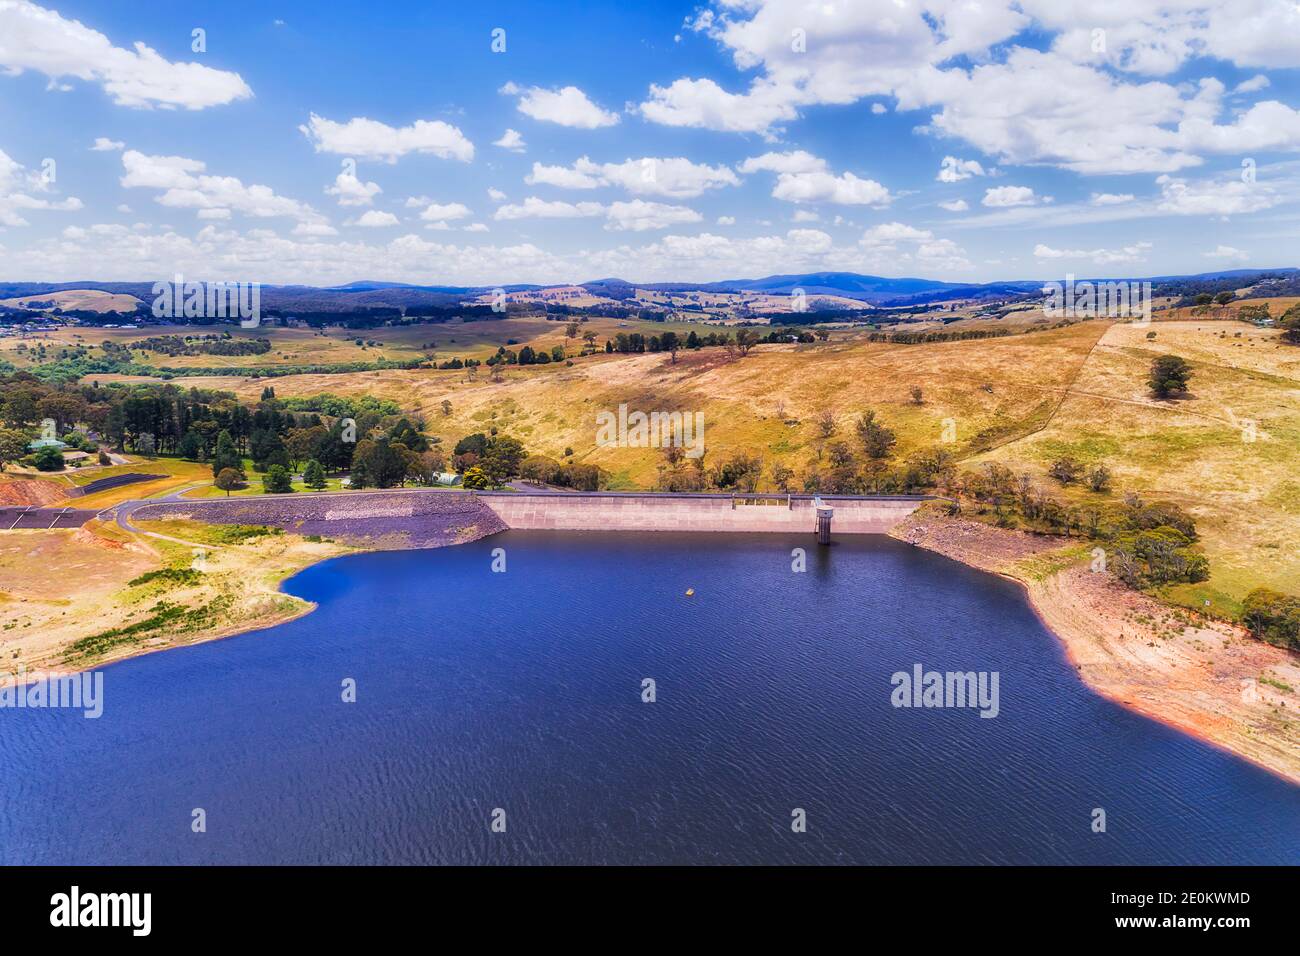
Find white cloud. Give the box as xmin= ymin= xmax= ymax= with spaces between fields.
xmin=1156 ymin=173 xmax=1279 ymax=216
xmin=716 ymin=215 xmax=736 ymax=225
xmin=640 ymin=77 xmax=798 ymax=137
xmin=861 ymin=222 xmax=934 ymax=246
xmin=982 ymin=186 xmax=1041 ymax=208
xmin=0 ymin=147 xmax=83 ymax=226
xmin=493 ymin=128 xmax=526 ymax=152
xmin=0 ymin=0 xmax=252 ymax=109
xmin=938 ymin=199 xmax=969 ymax=212
xmin=494 ymin=197 xmax=604 ymax=221
xmin=604 ymin=200 xmax=702 ymax=232
xmin=640 ymin=3 xmax=1300 ymax=175
xmin=487 ymin=187 xmax=507 ymax=202
xmin=1033 ymin=1 xmax=1300 ymax=74
xmin=771 ymin=170 xmax=892 ymax=206
xmin=325 ymin=171 xmax=382 ymax=207
xmin=493 ymin=195 xmax=699 ymax=232
xmin=299 ymin=113 xmax=474 ymax=163
xmin=119 ymin=149 xmax=327 ymax=224
xmin=1033 ymin=241 xmax=1152 ymax=265
xmin=936 ymin=156 xmax=985 ymax=182
xmin=526 ymin=156 xmax=739 ymax=198
xmin=1089 ymin=192 xmax=1135 ymax=206
xmin=351 ymin=210 xmax=399 ymax=228
xmin=1204 ymin=244 xmax=1249 ymax=261
xmin=90 ymin=137 xmax=124 ymax=151
xmin=418 ymin=202 xmax=472 ymax=225
xmin=846 ymin=221 xmax=972 ymax=271
xmin=740 ymin=152 xmax=890 ymax=206
xmin=463 ymin=223 xmax=489 ymax=233
xmin=737 ymin=150 xmax=826 ymax=175
xmin=292 ymin=222 xmax=338 ymax=237
xmin=500 ymin=82 xmax=619 ymax=128
xmin=1235 ymin=74 xmax=1270 ymax=94
xmin=792 ymin=209 xmax=820 ymax=222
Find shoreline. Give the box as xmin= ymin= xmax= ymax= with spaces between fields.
xmin=10 ymin=512 xmax=1297 ymax=786
xmin=889 ymin=510 xmax=1300 ymax=786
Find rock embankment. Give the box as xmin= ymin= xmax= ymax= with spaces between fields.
xmin=134 ymin=490 xmax=506 ymax=549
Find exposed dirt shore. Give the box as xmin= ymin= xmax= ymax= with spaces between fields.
xmin=890 ymin=509 xmax=1299 ymax=784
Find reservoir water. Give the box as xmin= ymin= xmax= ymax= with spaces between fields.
xmin=2 ymin=531 xmax=1296 ymax=864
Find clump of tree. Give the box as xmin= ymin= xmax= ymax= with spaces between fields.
xmin=1048 ymin=457 xmax=1083 ymax=484
xmin=0 ymin=429 xmax=29 ymax=471
xmin=1279 ymin=303 xmax=1300 ymax=345
xmin=302 ymin=459 xmax=327 ymax=491
xmin=1108 ymin=493 xmax=1208 ymax=588
xmin=32 ymin=444 xmax=64 ymax=471
xmin=519 ymin=455 xmax=603 ymax=491
xmin=1241 ymin=589 xmax=1300 ymax=650
xmin=262 ymin=464 xmax=293 ymax=494
xmin=1148 ymin=354 xmax=1192 ymax=399
xmin=711 ymin=452 xmax=764 ymax=492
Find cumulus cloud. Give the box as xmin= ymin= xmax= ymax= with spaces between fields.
xmin=418 ymin=202 xmax=472 ymax=226
xmin=1033 ymin=241 xmax=1152 ymax=264
xmin=493 ymin=128 xmax=526 ymax=152
xmin=299 ymin=113 xmax=474 ymax=163
xmin=0 ymin=147 xmax=82 ymax=226
xmin=740 ymin=152 xmax=890 ymax=206
xmin=737 ymin=150 xmax=826 ymax=175
xmin=325 ymin=171 xmax=382 ymax=207
xmin=90 ymin=137 xmax=124 ymax=151
xmin=526 ymin=156 xmax=738 ymax=198
xmin=938 ymin=199 xmax=969 ymax=212
xmin=494 ymin=197 xmax=605 ymax=221
xmin=493 ymin=195 xmax=699 ymax=232
xmin=0 ymin=0 xmax=252 ymax=109
xmin=936 ymin=156 xmax=985 ymax=182
xmin=351 ymin=210 xmax=399 ymax=228
xmin=604 ymin=200 xmax=702 ymax=232
xmin=638 ymin=2 xmax=1300 ymax=174
xmin=119 ymin=149 xmax=327 ymax=225
xmin=1204 ymin=244 xmax=1249 ymax=261
xmin=982 ymin=185 xmax=1042 ymax=207
xmin=1156 ymin=173 xmax=1280 ymax=216
xmin=500 ymin=82 xmax=619 ymax=128
xmin=852 ymin=221 xmax=972 ymax=271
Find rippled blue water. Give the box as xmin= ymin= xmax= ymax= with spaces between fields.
xmin=1 ymin=531 xmax=1296 ymax=864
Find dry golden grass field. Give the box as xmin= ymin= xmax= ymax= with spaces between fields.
xmin=8 ymin=314 xmax=727 ymax=371
xmin=115 ymin=317 xmax=1298 ymax=615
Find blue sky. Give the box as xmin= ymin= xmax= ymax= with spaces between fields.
xmin=1 ymin=0 xmax=1298 ymax=285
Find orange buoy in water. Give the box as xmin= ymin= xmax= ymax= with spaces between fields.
xmin=685 ymin=588 xmax=695 ymax=597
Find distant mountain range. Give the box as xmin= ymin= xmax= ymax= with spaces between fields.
xmin=0 ymin=267 xmax=1295 ymax=312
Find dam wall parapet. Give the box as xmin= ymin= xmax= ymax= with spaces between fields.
xmin=478 ymin=492 xmax=931 ymax=535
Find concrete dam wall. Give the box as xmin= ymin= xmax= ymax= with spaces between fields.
xmin=129 ymin=490 xmax=933 ymax=547
xmin=479 ymin=492 xmax=930 ymax=535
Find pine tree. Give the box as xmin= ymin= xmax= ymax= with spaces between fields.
xmin=303 ymin=459 xmax=327 ymax=490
